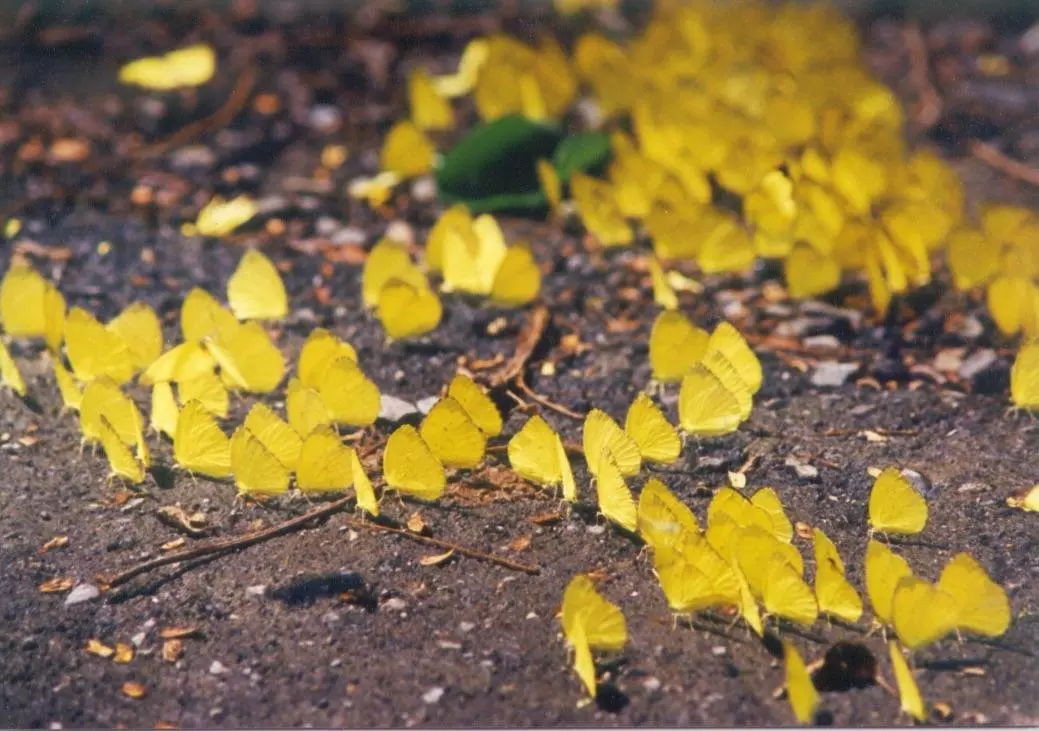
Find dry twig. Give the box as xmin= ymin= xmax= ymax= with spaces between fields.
xmin=970 ymin=140 xmax=1039 ymax=187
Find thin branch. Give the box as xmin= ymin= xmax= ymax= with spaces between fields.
xmin=515 ymin=372 xmax=585 ymax=420
xmin=970 ymin=140 xmax=1039 ymax=187
xmin=487 ymin=304 xmax=549 ymax=388
xmin=903 ymin=21 xmax=942 ymax=132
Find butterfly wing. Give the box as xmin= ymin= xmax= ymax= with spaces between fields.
xmin=508 ymin=414 xmax=563 ymax=487
xmin=244 ymin=402 xmax=302 ymax=472
xmin=583 ymin=409 xmax=641 ymax=477
xmin=625 ymin=393 xmax=681 ymax=465
xmin=865 ymin=539 xmax=913 ymax=625
xmin=490 ymin=245 xmax=541 ymax=307
xmin=678 ymin=364 xmax=745 ymax=436
xmin=868 ymin=467 xmax=927 ymax=535
xmin=383 ymin=425 xmax=445 ymax=501
xmin=594 ymin=450 xmax=637 ymax=533
xmin=762 ymin=555 xmax=818 ymax=626
xmin=707 ymin=322 xmax=762 ymax=394
xmin=750 ymin=487 xmax=793 ymax=544
xmin=420 ymin=397 xmax=487 ymax=469
xmin=637 ymin=477 xmax=699 ymax=552
xmin=891 ymin=576 xmax=959 ymax=651
xmin=937 ymin=553 xmax=1010 ymax=638
xmin=815 ymin=558 xmax=864 ymax=623
xmin=889 ymin=641 xmax=927 ymax=721
xmin=350 ymin=448 xmax=380 ymax=516
xmin=177 ymin=369 xmax=229 ymax=418
xmin=204 ymin=322 xmax=285 ymax=394
xmin=297 ymin=329 xmax=357 ymax=388
xmin=106 ymin=302 xmax=163 ymax=371
xmin=447 ymin=374 xmax=502 ymax=437
xmin=1011 ymin=343 xmax=1039 ymax=409
xmin=286 ymin=378 xmax=331 ymax=437
xmin=317 ymin=357 xmax=380 ymax=427
xmin=0 ymin=339 xmax=26 ymax=396
xmin=649 ymin=311 xmax=709 ymax=383
xmin=99 ymin=416 xmax=145 ymax=484
xmin=783 ymin=643 xmax=820 ymax=724
xmin=377 ymin=278 xmax=442 ymax=340
xmin=174 ymin=400 xmax=232 ymax=478
xmin=296 ymin=426 xmax=353 ymax=494
xmin=181 ymin=287 xmax=239 ymax=343
xmin=231 ymin=427 xmax=290 ymax=496
xmin=150 ymin=382 xmax=180 ymax=439
xmin=53 ymin=357 xmax=82 ymax=411
xmin=227 ymin=249 xmax=288 ymax=321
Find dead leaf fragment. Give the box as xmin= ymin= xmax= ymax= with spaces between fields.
xmin=933 ymin=702 xmax=954 ymax=720
xmin=38 ymin=535 xmax=70 ymax=554
xmin=509 ymin=535 xmax=532 ymax=552
xmin=161 ymin=639 xmax=184 ymax=663
xmin=418 ymin=549 xmax=455 ymax=567
xmin=794 ymin=521 xmax=813 ymax=540
xmin=85 ymin=638 xmax=115 ymax=658
xmin=113 ymin=642 xmax=135 ymax=664
xmin=155 ymin=505 xmax=209 ymax=537
xmin=727 ymin=471 xmax=747 ymax=489
xmin=529 ymin=511 xmax=562 ymax=525
xmin=406 ymin=512 xmax=430 ymax=535
xmin=161 ymin=538 xmax=187 ymax=551
xmin=159 ymin=626 xmax=202 ymax=640
xmin=39 ymin=577 xmax=76 ymax=594
xmin=861 ymin=430 xmax=888 ymax=443
xmin=1007 ymin=485 xmax=1039 ymax=512
xmin=121 ymin=681 xmax=147 ymax=699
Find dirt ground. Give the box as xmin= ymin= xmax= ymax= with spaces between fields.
xmin=1 ymin=2 xmax=1038 ymax=728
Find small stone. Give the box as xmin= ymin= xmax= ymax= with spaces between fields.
xmin=643 ymin=676 xmax=662 ymax=692
xmin=21 ymin=635 xmax=38 ymax=650
xmin=901 ymin=469 xmax=935 ymax=499
xmin=784 ymin=456 xmax=819 ymax=480
xmin=131 ymin=632 xmax=147 ymax=648
xmin=586 ymin=524 xmax=606 ymax=535
xmin=170 ymin=145 xmax=215 ymax=170
xmin=957 ymin=482 xmax=989 ymax=494
xmin=953 ymin=315 xmax=984 ymax=340
xmin=379 ymin=395 xmax=418 ymax=422
xmin=315 ymin=217 xmax=343 ymax=237
xmin=698 ymin=456 xmax=727 ymax=470
xmin=933 ymin=348 xmax=965 ymax=373
xmin=308 ymin=105 xmax=342 ymax=134
xmin=385 ymin=220 xmax=413 ymax=246
xmin=415 ymin=396 xmax=439 ymax=415
xmin=459 ymin=621 xmax=476 ymax=634
xmin=330 ymin=658 xmax=343 ymax=668
xmin=810 ymin=361 xmax=860 ymax=387
xmin=437 ymin=640 xmax=462 ymax=650
xmin=711 ymin=645 xmax=727 ymax=656
xmin=525 ymin=612 xmax=538 ymax=620
xmin=209 ymin=660 xmax=229 ymax=675
xmin=64 ymin=583 xmax=100 ymax=606
xmin=382 ymin=597 xmax=407 ymax=612
xmin=802 ymin=335 xmax=841 ymax=351
xmin=245 ymin=585 xmax=267 ymax=598
xmin=422 ymin=687 xmax=445 ymax=705
xmin=321 ymin=611 xmax=340 ymax=625
xmin=411 ymin=176 xmax=437 ymax=203
xmin=331 ymin=227 xmax=366 ymax=246
xmin=958 ymin=349 xmax=997 ymax=380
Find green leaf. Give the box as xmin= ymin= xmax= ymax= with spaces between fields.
xmin=552 ymin=131 xmax=611 ymax=182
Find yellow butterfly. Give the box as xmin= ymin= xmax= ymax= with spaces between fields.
xmin=447 ymin=373 xmax=502 ymax=437
xmin=177 ymin=370 xmax=229 ymax=418
xmin=736 ymin=527 xmax=805 ymax=599
xmin=150 ymin=381 xmax=179 ymax=439
xmin=624 ymin=393 xmax=680 ymax=465
xmin=420 ymin=397 xmax=487 ymax=469
xmin=648 ymin=311 xmax=709 ymax=383
xmin=583 ymin=408 xmax=641 ymax=477
xmin=426 ymin=205 xmax=473 ymax=273
xmin=813 ymin=529 xmax=863 ymax=623
xmin=783 ymin=642 xmax=820 ymax=724
xmin=891 ymin=576 xmax=959 ymax=651
xmin=785 ymin=244 xmax=841 ymax=299
xmin=706 ymin=487 xmax=774 ymax=536
xmin=749 ymin=487 xmax=793 ymax=544
xmin=678 ymin=360 xmax=748 ymax=436
xmin=316 ymin=356 xmax=380 ymax=427
xmin=243 ymin=402 xmax=302 ymax=472
xmin=0 ymin=261 xmax=66 ymax=352
xmin=181 ymin=287 xmax=239 ymax=343
xmin=864 ymin=539 xmax=913 ymax=626
xmin=655 ymin=529 xmax=742 ymax=606
xmin=649 ymin=257 xmax=678 ymax=310
xmin=286 ymin=377 xmax=332 ymax=437
xmin=348 ymin=171 xmax=402 ymax=208
xmin=350 ymin=448 xmax=379 ymax=516
xmin=380 ymin=120 xmax=436 ymax=179
xmin=105 ymin=302 xmax=162 ymax=372
xmin=140 ymin=342 xmax=217 ymax=386
xmin=653 ymin=539 xmax=733 ymax=615
xmin=888 ymin=641 xmax=927 ymax=722
xmin=441 ymin=214 xmax=506 ymax=296
xmin=490 ymin=245 xmax=541 ymax=307
xmin=698 ymin=216 xmax=756 ymax=274
xmin=706 ymin=322 xmax=762 ymax=395
xmin=761 ymin=554 xmax=818 ymax=626
xmin=296 ymin=425 xmax=353 ymax=494
xmin=297 ymin=329 xmax=357 ymax=389
xmin=227 ymin=249 xmax=288 ymax=321
xmin=937 ymin=553 xmax=1010 ymax=638
xmin=733 ymin=562 xmax=764 ymax=636
xmin=79 ymin=377 xmax=144 ymax=447
xmin=119 ymin=43 xmax=215 ymax=90
xmin=637 ymin=477 xmax=699 ymax=552
xmin=408 ymin=67 xmax=454 ymax=131
xmin=1010 ymin=342 xmax=1039 ymax=409
xmin=536 ymin=159 xmax=562 ymax=212
xmin=231 ymin=426 xmax=290 ymax=496
xmin=173 ymin=400 xmax=232 ymax=479
xmin=1006 ymin=484 xmax=1039 ymax=512
xmin=593 ymin=449 xmax=637 ymax=532
xmin=568 ymin=620 xmax=597 ymax=697
xmin=204 ymin=322 xmax=285 ymax=393
xmin=987 ymin=275 xmax=1039 ymax=337
xmin=0 ymin=339 xmax=26 ymax=396
xmin=362 ymin=239 xmax=425 ymax=308
xmin=508 ymin=414 xmax=574 ymax=499
xmin=382 ymin=424 xmax=445 ymax=501
xmin=868 ymin=467 xmax=927 ymax=535
xmin=560 ymin=574 xmax=627 ymax=651
xmin=99 ymin=415 xmax=145 ymax=484
xmin=190 ymin=195 xmax=257 ymax=238
xmin=377 ymin=278 xmax=442 ymax=340
xmin=431 ymin=38 xmax=488 ymax=98
xmin=64 ymin=307 xmax=135 ymax=385
xmin=53 ymin=357 xmax=82 ymax=410
xmin=570 ymin=172 xmax=632 ymax=247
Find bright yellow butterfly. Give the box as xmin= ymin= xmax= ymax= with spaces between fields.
xmin=362 ymin=239 xmax=425 ymax=308
xmin=431 ymin=38 xmax=488 ymax=98
xmin=377 ymin=278 xmax=442 ymax=340
xmin=593 ymin=449 xmax=637 ymax=533
xmin=64 ymin=307 xmax=135 ymax=385
xmin=99 ymin=415 xmax=145 ymax=484
xmin=812 ymin=529 xmax=863 ymax=623
xmin=583 ymin=408 xmax=641 ymax=477
xmin=0 ymin=261 xmax=66 ymax=352
xmin=508 ymin=414 xmax=570 ymax=494
xmin=119 ymin=43 xmax=215 ymax=90
xmin=296 ymin=425 xmax=353 ymax=494
xmin=173 ymin=400 xmax=232 ymax=479
xmin=570 ymin=171 xmax=632 ymax=247
xmin=736 ymin=527 xmax=805 ymax=600
xmin=0 ymin=339 xmax=26 ymax=396
xmin=350 ymin=448 xmax=379 ymax=516
xmin=204 ymin=322 xmax=285 ymax=393
xmin=105 ymin=302 xmax=162 ymax=372
xmin=380 ymin=120 xmax=436 ymax=179
xmin=868 ymin=467 xmax=927 ymax=535
xmin=536 ymin=159 xmax=562 ymax=212
xmin=783 ymin=642 xmax=820 ymax=724
xmin=317 ymin=356 xmax=380 ymax=427
xmin=706 ymin=322 xmax=762 ymax=395
xmin=888 ymin=641 xmax=927 ymax=722
xmin=890 ymin=576 xmax=959 ymax=651
xmin=864 ymin=539 xmax=913 ymax=626
xmin=419 ymin=397 xmax=486 ymax=469
xmin=1010 ymin=342 xmax=1039 ymax=410
xmin=624 ymin=393 xmax=680 ymax=465
xmin=243 ymin=402 xmax=302 ymax=472
xmin=648 ymin=310 xmax=709 ymax=383
xmin=762 ymin=554 xmax=818 ymax=627
xmin=490 ymin=245 xmax=541 ymax=307
xmin=181 ymin=287 xmax=239 ymax=343
xmin=749 ymin=487 xmax=793 ymax=544
xmin=447 ymin=373 xmax=502 ymax=437
xmin=231 ymin=426 xmax=290 ymax=496
xmin=706 ymin=487 xmax=774 ymax=535
xmin=140 ymin=341 xmax=216 ymax=386
xmin=655 ymin=530 xmax=742 ymax=607
xmin=286 ymin=377 xmax=331 ymax=437
xmin=678 ymin=361 xmax=748 ymax=436
xmin=79 ymin=377 xmax=144 ymax=447
xmin=382 ymin=424 xmax=445 ymax=501
xmin=150 ymin=381 xmax=179 ymax=439
xmin=637 ymin=477 xmax=699 ymax=552
xmin=653 ymin=542 xmax=732 ymax=615
xmin=426 ymin=205 xmax=472 ymax=273
xmin=733 ymin=562 xmax=764 ymax=636
xmin=568 ymin=620 xmax=597 ymax=697
xmin=649 ymin=257 xmax=678 ymax=310
xmin=560 ymin=574 xmax=627 ymax=651
xmin=408 ymin=67 xmax=454 ymax=131
xmin=785 ymin=244 xmax=840 ymax=299
xmin=297 ymin=329 xmax=357 ymax=389
xmin=937 ymin=553 xmax=1010 ymax=638
xmin=227 ymin=249 xmax=288 ymax=321
xmin=53 ymin=357 xmax=82 ymax=410
xmin=191 ymin=195 xmax=257 ymax=238
xmin=441 ymin=213 xmax=506 ymax=296
xmin=177 ymin=370 xmax=229 ymax=418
